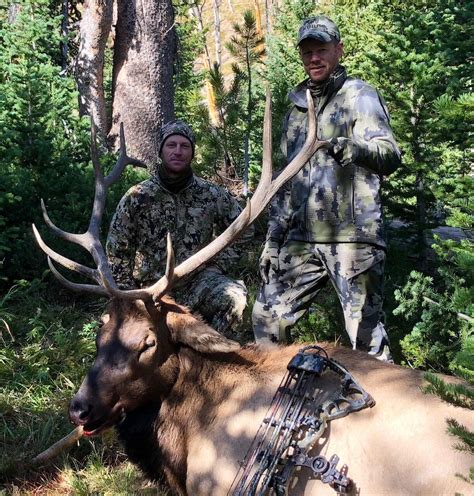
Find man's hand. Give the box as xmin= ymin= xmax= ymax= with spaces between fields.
xmin=259 ymin=240 xmax=280 ymax=284
xmin=328 ymin=137 xmax=358 ymax=167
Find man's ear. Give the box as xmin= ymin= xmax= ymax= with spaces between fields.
xmin=164 ymin=304 xmax=240 ymax=353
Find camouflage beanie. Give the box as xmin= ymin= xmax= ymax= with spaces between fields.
xmin=158 ymin=119 xmax=196 ymax=158
xmin=297 ymin=15 xmax=341 ymax=46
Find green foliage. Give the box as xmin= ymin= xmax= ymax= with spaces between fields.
xmin=174 ymin=0 xmax=206 ymax=129
xmin=0 ymin=280 xmax=97 ymax=478
xmin=423 ymin=372 xmax=473 ymax=409
xmin=226 ymin=10 xmax=265 ymax=193
xmin=446 ymin=418 xmax=474 ymax=455
xmin=424 ymin=364 xmax=474 ymax=485
xmin=226 ymin=10 xmax=265 ymax=66
xmin=0 ymin=0 xmax=144 ymax=286
xmin=394 ymin=252 xmax=473 ymax=372
xmin=362 ymin=0 xmax=472 ymax=233
xmin=60 ymin=452 xmax=163 ymax=495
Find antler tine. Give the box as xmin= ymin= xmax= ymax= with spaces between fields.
xmin=143 ymin=89 xmax=324 ymax=302
xmin=259 ymin=87 xmax=273 ymax=187
xmin=40 ymin=199 xmax=88 ymax=247
xmin=105 ymin=123 xmax=145 ymax=187
xmin=264 ymin=89 xmax=319 ymax=194
xmin=164 ymin=232 xmax=175 ymax=284
xmin=148 ymin=233 xmax=176 ymax=301
xmin=32 ymin=224 xmax=100 ymax=281
xmin=90 ymin=124 xmax=104 ymax=182
xmin=47 ymin=257 xmax=109 ymax=296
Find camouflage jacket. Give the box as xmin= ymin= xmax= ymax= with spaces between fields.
xmin=106 ymin=174 xmax=253 ymax=288
xmin=268 ymin=69 xmax=401 ymax=248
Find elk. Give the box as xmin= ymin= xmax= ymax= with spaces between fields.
xmin=33 ymin=92 xmax=473 ymax=496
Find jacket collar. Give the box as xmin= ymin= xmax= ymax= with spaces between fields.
xmin=289 ymin=65 xmax=347 ymax=111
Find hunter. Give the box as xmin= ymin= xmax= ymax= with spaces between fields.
xmin=107 ymin=119 xmax=253 ymax=337
xmin=252 ymin=15 xmax=402 ymax=361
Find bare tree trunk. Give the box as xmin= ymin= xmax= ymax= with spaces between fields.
xmin=7 ymin=3 xmax=21 ymax=23
xmin=265 ymin=0 xmax=271 ymax=34
xmin=212 ymin=0 xmax=222 ymax=66
xmin=111 ymin=0 xmax=176 ymax=168
xmin=415 ymin=169 xmax=427 ymax=270
xmin=226 ymin=0 xmax=235 ymax=14
xmin=243 ymin=43 xmax=252 ymax=197
xmin=191 ymin=2 xmax=219 ymax=125
xmin=191 ymin=1 xmax=212 ymax=70
xmin=60 ymin=0 xmax=69 ymax=73
xmin=75 ymin=0 xmax=113 ymax=147
xmin=410 ymin=89 xmax=427 ymax=270
xmin=253 ymin=0 xmax=262 ymax=36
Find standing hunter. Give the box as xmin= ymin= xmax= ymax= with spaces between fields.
xmin=107 ymin=120 xmax=253 ymax=337
xmin=252 ymin=16 xmax=401 ymax=360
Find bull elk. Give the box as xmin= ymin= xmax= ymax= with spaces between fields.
xmin=33 ymin=92 xmax=472 ymax=495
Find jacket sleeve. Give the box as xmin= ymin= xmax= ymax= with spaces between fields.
xmin=351 ymin=86 xmax=402 ymax=175
xmin=213 ymin=189 xmax=254 ymax=272
xmin=106 ymin=191 xmax=137 ymax=289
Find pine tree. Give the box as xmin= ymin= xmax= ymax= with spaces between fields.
xmin=364 ymin=0 xmax=472 ymax=264
xmin=226 ymin=10 xmax=265 ymax=195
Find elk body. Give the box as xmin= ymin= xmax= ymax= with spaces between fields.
xmin=70 ymin=297 xmax=472 ymax=496
xmin=33 ymin=92 xmax=472 ymax=495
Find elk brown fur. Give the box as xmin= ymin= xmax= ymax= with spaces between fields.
xmin=69 ymin=298 xmax=473 ymax=496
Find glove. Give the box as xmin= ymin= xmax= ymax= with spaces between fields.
xmin=259 ymin=240 xmax=280 ymax=284
xmin=328 ymin=137 xmax=358 ymax=167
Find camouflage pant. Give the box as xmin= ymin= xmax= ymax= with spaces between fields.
xmin=173 ymin=267 xmax=247 ymax=339
xmin=252 ymin=241 xmax=389 ymax=355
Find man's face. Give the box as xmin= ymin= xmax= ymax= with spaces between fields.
xmin=299 ymin=38 xmax=343 ymax=82
xmin=160 ymin=134 xmax=193 ymax=177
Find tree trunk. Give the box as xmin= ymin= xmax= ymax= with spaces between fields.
xmin=111 ymin=0 xmax=176 ymax=168
xmin=75 ymin=0 xmax=113 ymax=147
xmin=415 ymin=169 xmax=427 ymax=270
xmin=212 ymin=0 xmax=222 ymax=66
xmin=8 ymin=3 xmax=21 ymax=23
xmin=60 ymin=0 xmax=69 ymax=73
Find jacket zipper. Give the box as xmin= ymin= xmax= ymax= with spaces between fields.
xmin=350 ymin=164 xmax=356 ymax=224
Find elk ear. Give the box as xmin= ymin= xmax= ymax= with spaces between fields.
xmin=165 ymin=308 xmax=240 ymax=354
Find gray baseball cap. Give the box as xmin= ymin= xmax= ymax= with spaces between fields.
xmin=297 ymin=16 xmax=341 ymax=46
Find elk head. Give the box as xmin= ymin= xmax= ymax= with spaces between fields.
xmin=33 ymin=90 xmax=323 ymax=435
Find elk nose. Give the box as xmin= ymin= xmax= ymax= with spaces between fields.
xmin=69 ymin=398 xmax=92 ymax=425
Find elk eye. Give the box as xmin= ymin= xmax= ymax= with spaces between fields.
xmin=138 ymin=336 xmax=156 ymax=359
xmin=144 ymin=337 xmax=156 ymax=349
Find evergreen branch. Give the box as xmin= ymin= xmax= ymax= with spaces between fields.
xmin=446 ymin=418 xmax=474 ymax=454
xmin=423 ymin=296 xmax=474 ymax=323
xmin=423 ymin=372 xmax=474 ymax=409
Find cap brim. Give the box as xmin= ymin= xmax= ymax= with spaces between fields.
xmin=297 ymin=32 xmax=334 ymax=46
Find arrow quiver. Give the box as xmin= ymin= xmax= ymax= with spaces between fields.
xmin=229 ymin=346 xmax=375 ymax=496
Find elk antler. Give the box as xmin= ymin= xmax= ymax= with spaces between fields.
xmin=32 ymin=123 xmax=154 ymax=300
xmin=34 ymin=90 xmax=325 ymax=303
